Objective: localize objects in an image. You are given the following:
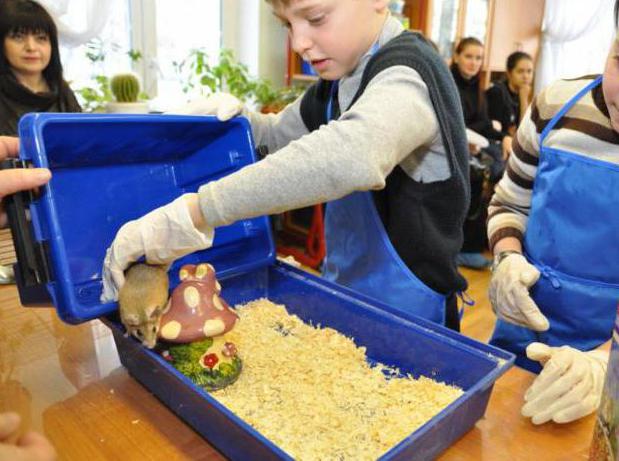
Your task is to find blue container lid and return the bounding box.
[16,113,275,324]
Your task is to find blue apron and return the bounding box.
[321,76,447,325]
[490,76,619,372]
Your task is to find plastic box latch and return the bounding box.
[1,159,53,305]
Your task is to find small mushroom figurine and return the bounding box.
[158,263,242,391]
[158,263,238,343]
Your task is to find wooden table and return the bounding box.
[0,284,594,461]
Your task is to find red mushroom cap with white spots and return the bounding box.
[158,264,238,343]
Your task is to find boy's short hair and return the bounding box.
[266,0,290,8]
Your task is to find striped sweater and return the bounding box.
[487,75,619,250]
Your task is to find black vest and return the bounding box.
[300,31,469,295]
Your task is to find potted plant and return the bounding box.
[257,83,306,114]
[174,49,255,101]
[74,39,147,113]
[175,48,307,114]
[106,73,149,114]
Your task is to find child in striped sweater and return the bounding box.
[487,1,619,426]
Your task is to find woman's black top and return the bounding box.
[450,64,505,141]
[486,79,521,135]
[0,73,81,136]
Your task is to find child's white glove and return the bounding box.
[489,253,549,331]
[100,195,213,303]
[522,342,608,424]
[167,93,245,121]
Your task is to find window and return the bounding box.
[60,0,131,95]
[149,0,221,110]
[463,0,488,43]
[430,0,461,59]
[59,0,221,111]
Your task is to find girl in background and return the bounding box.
[486,51,534,137]
[451,37,511,269]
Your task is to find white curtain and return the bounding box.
[38,0,114,48]
[535,0,615,94]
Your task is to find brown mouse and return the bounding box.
[118,263,169,349]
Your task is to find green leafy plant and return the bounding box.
[252,78,279,107]
[166,338,243,391]
[254,79,306,113]
[174,48,306,113]
[76,74,112,112]
[174,48,256,101]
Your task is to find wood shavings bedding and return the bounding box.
[211,299,463,461]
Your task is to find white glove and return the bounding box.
[489,253,549,331]
[101,195,214,303]
[522,342,608,424]
[166,93,244,121]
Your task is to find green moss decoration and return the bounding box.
[166,337,242,391]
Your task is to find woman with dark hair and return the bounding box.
[451,37,511,269]
[0,0,80,284]
[0,0,81,136]
[486,51,534,136]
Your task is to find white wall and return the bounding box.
[222,0,287,86]
[258,2,287,86]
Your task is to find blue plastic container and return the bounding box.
[300,60,318,76]
[10,113,514,461]
[12,113,273,323]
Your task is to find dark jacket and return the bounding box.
[486,79,520,134]
[450,64,505,141]
[300,31,469,296]
[0,73,81,136]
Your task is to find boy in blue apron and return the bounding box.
[487,1,619,425]
[101,0,470,331]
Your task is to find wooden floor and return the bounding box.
[459,264,495,343]
[0,228,16,266]
[298,256,497,342]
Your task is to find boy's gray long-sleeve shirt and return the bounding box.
[198,16,450,228]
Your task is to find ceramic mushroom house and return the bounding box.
[158,263,242,391]
[159,263,238,342]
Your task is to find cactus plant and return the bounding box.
[110,73,140,103]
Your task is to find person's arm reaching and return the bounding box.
[102,66,442,299]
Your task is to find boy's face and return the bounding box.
[603,38,619,132]
[273,0,389,80]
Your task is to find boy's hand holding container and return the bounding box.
[168,93,245,121]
